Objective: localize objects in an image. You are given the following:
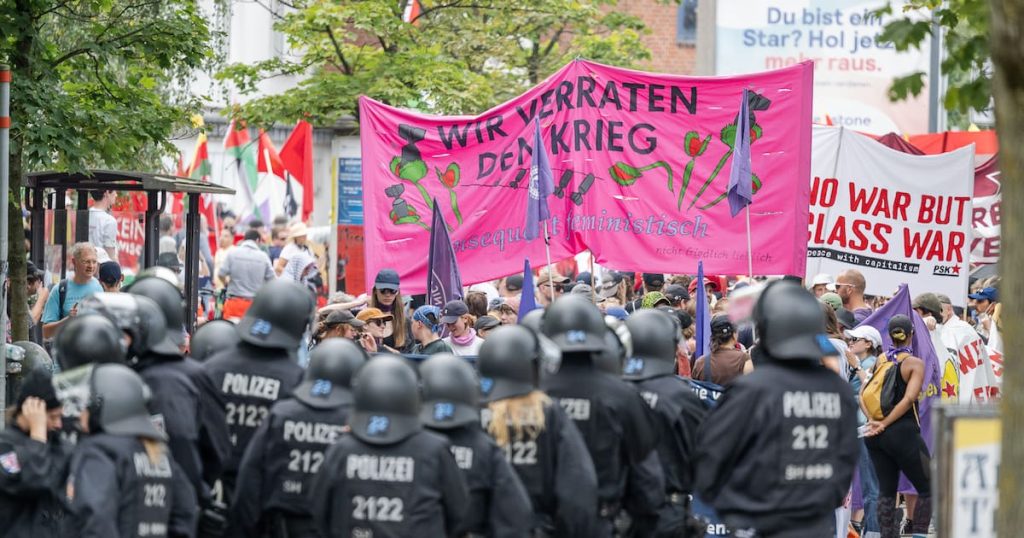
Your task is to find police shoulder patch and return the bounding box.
[1,451,21,474]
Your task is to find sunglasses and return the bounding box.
[369,318,390,327]
[377,288,398,296]
[541,283,564,292]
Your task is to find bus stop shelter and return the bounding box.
[25,170,235,335]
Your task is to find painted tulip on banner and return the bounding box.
[360,60,815,294]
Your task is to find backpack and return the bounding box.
[861,352,908,421]
[56,279,69,318]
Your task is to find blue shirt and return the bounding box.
[41,278,103,323]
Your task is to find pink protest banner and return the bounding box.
[361,60,814,294]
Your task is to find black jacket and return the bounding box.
[178,356,233,488]
[310,430,469,538]
[694,360,859,536]
[66,434,197,538]
[203,343,304,480]
[428,424,533,538]
[630,374,706,496]
[482,399,599,537]
[231,398,351,537]
[0,427,71,538]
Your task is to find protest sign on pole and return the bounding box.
[971,155,1000,265]
[807,126,974,305]
[361,60,815,293]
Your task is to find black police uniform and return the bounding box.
[310,430,468,538]
[429,424,533,538]
[178,356,232,488]
[203,342,304,492]
[0,427,70,537]
[694,281,859,537]
[67,434,198,538]
[232,398,350,538]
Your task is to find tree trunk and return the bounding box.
[7,0,34,343]
[988,0,1023,534]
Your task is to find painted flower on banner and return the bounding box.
[684,131,712,158]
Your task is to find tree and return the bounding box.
[875,0,992,122]
[216,0,650,126]
[988,1,1021,534]
[1,0,215,341]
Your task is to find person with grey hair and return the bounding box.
[40,242,103,339]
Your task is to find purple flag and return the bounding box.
[517,259,540,322]
[695,261,712,378]
[524,117,554,240]
[727,89,753,217]
[858,283,941,494]
[427,199,463,310]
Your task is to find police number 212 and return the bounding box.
[791,425,829,450]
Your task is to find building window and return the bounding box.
[677,0,697,45]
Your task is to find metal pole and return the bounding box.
[1,65,11,426]
[543,222,554,303]
[927,11,942,133]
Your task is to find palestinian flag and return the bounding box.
[223,120,259,222]
[186,132,220,254]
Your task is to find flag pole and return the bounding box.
[543,222,555,303]
[745,205,753,278]
[590,250,596,304]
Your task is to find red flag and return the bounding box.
[257,130,286,177]
[280,120,315,220]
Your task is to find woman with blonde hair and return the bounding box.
[476,325,598,537]
[66,364,196,537]
[440,299,484,356]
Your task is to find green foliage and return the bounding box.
[0,0,217,173]
[217,0,652,127]
[874,0,992,119]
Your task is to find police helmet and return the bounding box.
[133,295,180,357]
[754,280,833,361]
[294,338,368,409]
[134,266,182,290]
[519,308,545,333]
[76,292,143,350]
[86,363,166,441]
[541,295,606,353]
[126,275,186,348]
[476,325,540,403]
[623,309,678,380]
[236,280,315,350]
[595,316,632,375]
[189,319,240,362]
[350,355,421,445]
[54,313,127,370]
[12,341,53,373]
[419,353,480,429]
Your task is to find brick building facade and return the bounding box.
[617,0,699,74]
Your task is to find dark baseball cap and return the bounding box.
[374,269,401,291]
[710,315,735,337]
[663,284,690,304]
[99,261,123,285]
[474,315,501,332]
[324,309,365,328]
[887,314,914,340]
[912,293,943,319]
[643,273,665,289]
[156,252,182,270]
[504,274,524,292]
[440,300,469,324]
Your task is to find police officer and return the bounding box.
[623,309,707,537]
[539,296,662,537]
[310,354,469,537]
[203,279,313,500]
[477,325,598,537]
[190,320,241,362]
[694,280,859,537]
[66,363,197,537]
[419,352,533,538]
[231,338,368,538]
[0,368,69,538]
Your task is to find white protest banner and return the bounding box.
[940,318,1000,404]
[807,126,974,305]
[971,155,1000,265]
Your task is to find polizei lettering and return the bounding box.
[221,373,282,401]
[283,420,345,444]
[345,455,415,482]
[133,453,172,478]
[782,391,841,419]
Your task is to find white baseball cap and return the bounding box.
[843,325,882,349]
[809,273,835,291]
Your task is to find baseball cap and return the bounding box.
[809,273,835,290]
[835,308,857,330]
[820,292,842,311]
[642,273,665,289]
[912,292,943,319]
[504,274,524,292]
[641,291,671,309]
[536,268,570,285]
[663,284,690,304]
[843,325,883,349]
[374,269,401,291]
[99,261,123,285]
[887,315,914,340]
[571,283,594,297]
[474,315,501,332]
[576,271,592,284]
[710,315,735,337]
[356,308,393,323]
[936,294,953,305]
[156,252,182,271]
[440,300,469,324]
[605,306,629,321]
[323,309,365,328]
[968,287,998,302]
[688,277,721,295]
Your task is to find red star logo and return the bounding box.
[943,382,957,398]
[952,265,961,275]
